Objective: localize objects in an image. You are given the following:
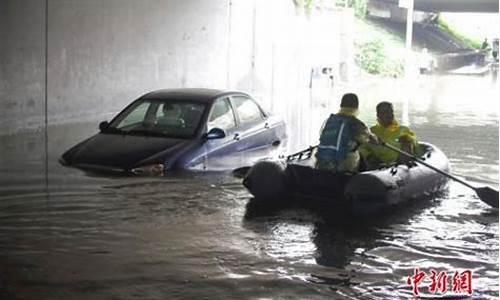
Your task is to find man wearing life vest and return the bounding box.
[315,93,377,173]
[360,101,418,168]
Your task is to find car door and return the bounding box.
[230,95,278,161]
[196,97,242,170]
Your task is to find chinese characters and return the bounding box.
[407,268,473,297]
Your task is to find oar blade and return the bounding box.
[475,187,499,208]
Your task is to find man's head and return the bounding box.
[340,93,359,109]
[376,101,394,127]
[163,103,181,117]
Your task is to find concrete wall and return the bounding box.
[367,0,430,23]
[47,0,231,124]
[0,0,232,134]
[0,1,46,133]
[0,0,353,150]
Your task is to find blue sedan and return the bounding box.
[59,88,287,175]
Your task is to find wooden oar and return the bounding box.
[232,145,318,178]
[382,142,499,208]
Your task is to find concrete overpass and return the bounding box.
[377,0,499,13]
[367,0,498,72]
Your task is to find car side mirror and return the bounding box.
[99,121,109,132]
[205,127,226,140]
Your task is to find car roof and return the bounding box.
[140,88,250,104]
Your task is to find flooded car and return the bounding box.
[59,88,287,174]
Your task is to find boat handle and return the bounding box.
[390,167,397,175]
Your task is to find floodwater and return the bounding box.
[0,75,498,299]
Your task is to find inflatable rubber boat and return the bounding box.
[242,142,450,215]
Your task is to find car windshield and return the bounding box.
[106,99,206,138]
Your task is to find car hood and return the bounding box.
[63,133,190,169]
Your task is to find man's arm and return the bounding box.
[398,126,418,155]
[398,126,417,146]
[354,120,378,146]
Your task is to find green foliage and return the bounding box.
[356,39,384,74]
[382,57,404,78]
[348,0,367,18]
[437,17,482,49]
[293,0,367,16]
[355,39,404,77]
[294,0,316,10]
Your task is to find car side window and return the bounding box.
[231,96,264,125]
[208,98,237,132]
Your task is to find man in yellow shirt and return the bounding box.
[360,101,417,169]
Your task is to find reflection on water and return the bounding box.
[0,76,498,299]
